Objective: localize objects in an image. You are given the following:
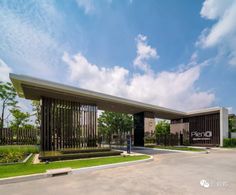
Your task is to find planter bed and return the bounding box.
[0,155,149,179]
[39,150,122,162]
[0,153,32,165]
[61,148,111,154]
[0,145,39,164]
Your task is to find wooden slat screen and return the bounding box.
[0,128,39,145]
[41,97,97,151]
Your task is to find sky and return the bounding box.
[0,0,236,116]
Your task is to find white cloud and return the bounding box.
[198,0,236,66]
[200,0,234,20]
[76,0,95,14]
[76,0,114,14]
[63,43,215,112]
[190,52,198,62]
[227,107,233,114]
[0,59,11,82]
[133,34,159,72]
[0,1,63,78]
[63,52,129,96]
[126,65,215,110]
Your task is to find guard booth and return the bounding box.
[170,108,228,146]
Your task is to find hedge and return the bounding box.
[0,145,39,154]
[61,148,111,154]
[39,150,122,162]
[223,138,236,147]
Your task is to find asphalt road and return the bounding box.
[1,148,236,195]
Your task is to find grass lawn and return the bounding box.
[0,155,149,179]
[146,145,205,152]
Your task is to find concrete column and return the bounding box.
[133,112,155,146]
[144,112,155,134]
[220,108,229,146]
[134,112,144,146]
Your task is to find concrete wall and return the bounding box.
[144,112,155,134]
[170,123,189,134]
[133,112,155,146]
[220,108,229,146]
[231,132,236,138]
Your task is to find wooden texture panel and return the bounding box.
[187,113,220,146]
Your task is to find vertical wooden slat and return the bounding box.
[74,101,77,148]
[69,101,71,148]
[78,103,82,148]
[91,106,93,146]
[56,99,58,150]
[45,98,49,150]
[71,101,74,148]
[74,102,76,148]
[52,98,54,150]
[84,105,85,147]
[61,100,64,149]
[86,105,88,147]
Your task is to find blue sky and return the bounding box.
[0,0,236,114]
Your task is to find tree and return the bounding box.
[32,100,41,128]
[9,108,31,131]
[0,82,18,128]
[98,111,133,145]
[155,120,170,137]
[229,116,236,132]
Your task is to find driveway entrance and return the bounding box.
[1,149,235,195]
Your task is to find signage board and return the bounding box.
[191,131,212,141]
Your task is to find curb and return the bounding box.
[0,155,153,185]
[22,153,33,163]
[72,155,153,174]
[210,147,236,151]
[150,148,207,154]
[0,173,48,185]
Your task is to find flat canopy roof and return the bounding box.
[10,73,222,119]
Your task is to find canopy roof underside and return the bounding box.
[10,73,222,120]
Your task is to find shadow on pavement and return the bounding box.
[131,147,177,155]
[112,146,177,155]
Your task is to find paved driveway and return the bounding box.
[131,146,177,155]
[1,148,236,195]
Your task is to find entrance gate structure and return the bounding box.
[10,73,229,150]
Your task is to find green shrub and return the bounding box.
[0,151,24,163]
[144,137,156,144]
[0,145,39,154]
[0,145,39,163]
[183,140,190,146]
[61,148,111,154]
[223,138,236,147]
